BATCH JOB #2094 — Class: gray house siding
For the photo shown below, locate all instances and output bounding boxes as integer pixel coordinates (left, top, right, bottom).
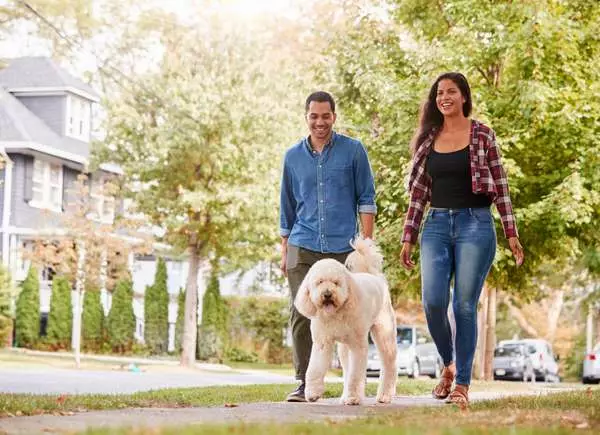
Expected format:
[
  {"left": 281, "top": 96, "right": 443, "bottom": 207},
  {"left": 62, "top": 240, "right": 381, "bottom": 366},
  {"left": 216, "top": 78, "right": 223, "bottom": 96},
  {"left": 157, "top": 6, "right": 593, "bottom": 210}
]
[
  {"left": 17, "top": 95, "right": 66, "bottom": 137},
  {"left": 9, "top": 153, "right": 81, "bottom": 230}
]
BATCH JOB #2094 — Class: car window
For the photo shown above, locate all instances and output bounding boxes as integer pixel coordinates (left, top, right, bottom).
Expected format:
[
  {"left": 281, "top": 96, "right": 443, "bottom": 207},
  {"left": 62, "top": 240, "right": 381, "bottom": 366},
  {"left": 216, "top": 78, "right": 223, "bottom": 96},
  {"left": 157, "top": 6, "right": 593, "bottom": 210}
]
[
  {"left": 416, "top": 329, "right": 431, "bottom": 344},
  {"left": 494, "top": 345, "right": 523, "bottom": 357},
  {"left": 397, "top": 327, "right": 413, "bottom": 344}
]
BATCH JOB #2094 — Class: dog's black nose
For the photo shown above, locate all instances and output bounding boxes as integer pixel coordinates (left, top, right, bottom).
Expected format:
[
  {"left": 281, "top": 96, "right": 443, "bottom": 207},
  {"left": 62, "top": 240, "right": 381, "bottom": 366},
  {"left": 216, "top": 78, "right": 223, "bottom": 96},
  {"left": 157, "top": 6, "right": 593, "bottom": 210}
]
[{"left": 323, "top": 290, "right": 332, "bottom": 299}]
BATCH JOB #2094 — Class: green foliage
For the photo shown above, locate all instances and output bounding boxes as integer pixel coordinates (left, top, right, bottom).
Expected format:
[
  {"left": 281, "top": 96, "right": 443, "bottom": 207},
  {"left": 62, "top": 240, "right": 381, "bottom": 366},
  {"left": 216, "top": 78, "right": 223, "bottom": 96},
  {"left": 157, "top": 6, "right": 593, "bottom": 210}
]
[
  {"left": 324, "top": 0, "right": 600, "bottom": 300},
  {"left": 15, "top": 266, "right": 40, "bottom": 348},
  {"left": 227, "top": 296, "right": 289, "bottom": 364},
  {"left": 174, "top": 288, "right": 185, "bottom": 353},
  {"left": 0, "top": 265, "right": 13, "bottom": 346},
  {"left": 46, "top": 276, "right": 73, "bottom": 349},
  {"left": 82, "top": 285, "right": 105, "bottom": 351},
  {"left": 224, "top": 347, "right": 259, "bottom": 363},
  {"left": 144, "top": 258, "right": 169, "bottom": 354},
  {"left": 106, "top": 279, "right": 136, "bottom": 353},
  {"left": 197, "top": 270, "right": 228, "bottom": 361}
]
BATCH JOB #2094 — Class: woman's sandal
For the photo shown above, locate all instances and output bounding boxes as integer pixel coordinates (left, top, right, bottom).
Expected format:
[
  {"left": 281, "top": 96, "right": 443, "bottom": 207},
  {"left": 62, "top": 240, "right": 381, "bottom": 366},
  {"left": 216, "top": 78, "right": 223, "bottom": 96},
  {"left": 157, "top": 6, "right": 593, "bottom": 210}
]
[
  {"left": 445, "top": 384, "right": 469, "bottom": 408},
  {"left": 432, "top": 366, "right": 455, "bottom": 399}
]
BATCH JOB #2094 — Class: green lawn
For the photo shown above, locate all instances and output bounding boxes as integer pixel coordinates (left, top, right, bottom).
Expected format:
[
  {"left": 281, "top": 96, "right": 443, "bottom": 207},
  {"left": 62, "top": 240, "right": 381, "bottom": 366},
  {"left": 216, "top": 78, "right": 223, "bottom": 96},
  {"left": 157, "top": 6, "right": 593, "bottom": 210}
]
[
  {"left": 0, "top": 381, "right": 433, "bottom": 417},
  {"left": 78, "top": 389, "right": 600, "bottom": 435}
]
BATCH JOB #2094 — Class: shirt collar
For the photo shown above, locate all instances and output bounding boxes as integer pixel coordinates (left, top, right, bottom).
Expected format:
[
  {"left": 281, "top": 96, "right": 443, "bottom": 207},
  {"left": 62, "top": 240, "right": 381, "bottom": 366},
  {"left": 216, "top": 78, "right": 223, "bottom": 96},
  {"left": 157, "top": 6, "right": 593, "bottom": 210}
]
[{"left": 305, "top": 131, "right": 337, "bottom": 154}]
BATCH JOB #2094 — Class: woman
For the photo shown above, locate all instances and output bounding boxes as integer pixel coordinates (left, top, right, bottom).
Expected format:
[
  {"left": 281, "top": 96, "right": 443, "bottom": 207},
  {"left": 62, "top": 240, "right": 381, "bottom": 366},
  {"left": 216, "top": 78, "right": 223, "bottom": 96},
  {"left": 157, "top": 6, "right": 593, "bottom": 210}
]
[{"left": 400, "top": 72, "right": 524, "bottom": 406}]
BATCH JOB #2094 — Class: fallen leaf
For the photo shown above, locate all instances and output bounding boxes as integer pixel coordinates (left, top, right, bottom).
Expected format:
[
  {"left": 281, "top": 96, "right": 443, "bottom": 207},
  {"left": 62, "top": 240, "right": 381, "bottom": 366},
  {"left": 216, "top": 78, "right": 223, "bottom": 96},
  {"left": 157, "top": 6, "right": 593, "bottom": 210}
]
[
  {"left": 224, "top": 403, "right": 238, "bottom": 408},
  {"left": 56, "top": 394, "right": 68, "bottom": 405},
  {"left": 576, "top": 422, "right": 589, "bottom": 429},
  {"left": 14, "top": 411, "right": 22, "bottom": 417},
  {"left": 586, "top": 387, "right": 592, "bottom": 398}
]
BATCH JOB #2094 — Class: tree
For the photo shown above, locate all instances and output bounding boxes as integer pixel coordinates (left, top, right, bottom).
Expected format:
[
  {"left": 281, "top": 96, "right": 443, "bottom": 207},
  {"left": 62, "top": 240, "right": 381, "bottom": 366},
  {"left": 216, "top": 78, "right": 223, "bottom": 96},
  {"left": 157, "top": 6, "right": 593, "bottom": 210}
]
[
  {"left": 46, "top": 276, "right": 73, "bottom": 349},
  {"left": 101, "top": 14, "right": 306, "bottom": 366},
  {"left": 174, "top": 288, "right": 185, "bottom": 353},
  {"left": 106, "top": 279, "right": 136, "bottom": 353},
  {"left": 15, "top": 266, "right": 40, "bottom": 348},
  {"left": 82, "top": 284, "right": 104, "bottom": 351},
  {"left": 144, "top": 257, "right": 169, "bottom": 354},
  {"left": 0, "top": 264, "right": 14, "bottom": 347},
  {"left": 198, "top": 268, "right": 227, "bottom": 361}
]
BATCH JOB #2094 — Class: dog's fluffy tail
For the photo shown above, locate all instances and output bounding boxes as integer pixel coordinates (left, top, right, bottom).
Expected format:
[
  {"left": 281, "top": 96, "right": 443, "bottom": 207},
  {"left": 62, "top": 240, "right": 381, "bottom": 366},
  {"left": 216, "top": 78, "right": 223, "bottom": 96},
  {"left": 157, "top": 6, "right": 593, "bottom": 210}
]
[{"left": 345, "top": 236, "right": 384, "bottom": 275}]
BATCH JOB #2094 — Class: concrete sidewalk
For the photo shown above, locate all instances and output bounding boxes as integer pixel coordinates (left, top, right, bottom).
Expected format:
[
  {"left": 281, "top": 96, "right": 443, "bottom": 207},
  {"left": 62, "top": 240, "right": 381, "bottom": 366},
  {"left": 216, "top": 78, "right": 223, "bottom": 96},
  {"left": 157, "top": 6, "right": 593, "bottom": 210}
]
[
  {"left": 0, "top": 389, "right": 573, "bottom": 435},
  {"left": 3, "top": 348, "right": 231, "bottom": 372}
]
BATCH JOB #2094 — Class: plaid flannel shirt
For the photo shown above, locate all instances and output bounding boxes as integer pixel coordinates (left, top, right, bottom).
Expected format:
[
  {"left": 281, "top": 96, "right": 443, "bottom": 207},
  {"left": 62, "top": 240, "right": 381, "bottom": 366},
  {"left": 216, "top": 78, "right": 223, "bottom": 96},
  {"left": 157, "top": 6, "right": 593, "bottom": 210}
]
[{"left": 402, "top": 120, "right": 519, "bottom": 244}]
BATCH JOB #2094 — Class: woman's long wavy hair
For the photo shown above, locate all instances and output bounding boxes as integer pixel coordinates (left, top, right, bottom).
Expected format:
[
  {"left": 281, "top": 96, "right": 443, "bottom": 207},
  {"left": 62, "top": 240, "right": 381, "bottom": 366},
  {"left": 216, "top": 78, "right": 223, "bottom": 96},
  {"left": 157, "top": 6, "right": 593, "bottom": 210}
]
[{"left": 410, "top": 72, "right": 472, "bottom": 156}]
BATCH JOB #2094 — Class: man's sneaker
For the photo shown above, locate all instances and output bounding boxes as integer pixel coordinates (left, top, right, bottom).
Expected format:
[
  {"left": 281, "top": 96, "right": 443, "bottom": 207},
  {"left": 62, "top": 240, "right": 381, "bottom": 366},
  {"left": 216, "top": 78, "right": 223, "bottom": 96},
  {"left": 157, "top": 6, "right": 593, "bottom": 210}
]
[{"left": 286, "top": 382, "right": 306, "bottom": 402}]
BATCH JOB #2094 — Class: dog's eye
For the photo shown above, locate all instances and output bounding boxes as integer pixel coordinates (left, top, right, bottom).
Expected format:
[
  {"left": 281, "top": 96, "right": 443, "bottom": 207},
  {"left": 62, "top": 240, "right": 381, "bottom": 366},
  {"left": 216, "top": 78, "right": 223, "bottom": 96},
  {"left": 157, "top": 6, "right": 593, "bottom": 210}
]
[
  {"left": 316, "top": 279, "right": 324, "bottom": 286},
  {"left": 332, "top": 280, "right": 340, "bottom": 286}
]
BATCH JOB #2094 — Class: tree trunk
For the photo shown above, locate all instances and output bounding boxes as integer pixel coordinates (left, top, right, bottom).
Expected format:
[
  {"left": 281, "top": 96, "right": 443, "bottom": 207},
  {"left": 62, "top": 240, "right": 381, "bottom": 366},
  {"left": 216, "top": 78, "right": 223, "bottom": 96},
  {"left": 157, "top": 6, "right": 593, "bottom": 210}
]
[
  {"left": 473, "top": 286, "right": 488, "bottom": 380},
  {"left": 546, "top": 290, "right": 564, "bottom": 344},
  {"left": 72, "top": 241, "right": 86, "bottom": 369},
  {"left": 587, "top": 309, "right": 594, "bottom": 353},
  {"left": 501, "top": 295, "right": 539, "bottom": 337},
  {"left": 483, "top": 286, "right": 497, "bottom": 380},
  {"left": 180, "top": 245, "right": 200, "bottom": 367}
]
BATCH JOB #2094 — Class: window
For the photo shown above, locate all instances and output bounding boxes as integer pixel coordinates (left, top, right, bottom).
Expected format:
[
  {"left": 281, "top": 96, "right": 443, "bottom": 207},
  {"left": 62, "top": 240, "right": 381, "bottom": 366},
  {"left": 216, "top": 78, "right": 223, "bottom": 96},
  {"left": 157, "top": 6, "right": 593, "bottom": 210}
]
[
  {"left": 89, "top": 175, "right": 116, "bottom": 223},
  {"left": 66, "top": 94, "right": 91, "bottom": 141},
  {"left": 30, "top": 159, "right": 62, "bottom": 211}
]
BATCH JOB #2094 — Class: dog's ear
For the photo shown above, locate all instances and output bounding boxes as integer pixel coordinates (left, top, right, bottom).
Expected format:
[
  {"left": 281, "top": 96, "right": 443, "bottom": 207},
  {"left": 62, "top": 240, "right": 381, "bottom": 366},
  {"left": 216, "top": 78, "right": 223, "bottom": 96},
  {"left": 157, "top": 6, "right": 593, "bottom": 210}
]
[
  {"left": 294, "top": 273, "right": 317, "bottom": 318},
  {"left": 342, "top": 271, "right": 359, "bottom": 312}
]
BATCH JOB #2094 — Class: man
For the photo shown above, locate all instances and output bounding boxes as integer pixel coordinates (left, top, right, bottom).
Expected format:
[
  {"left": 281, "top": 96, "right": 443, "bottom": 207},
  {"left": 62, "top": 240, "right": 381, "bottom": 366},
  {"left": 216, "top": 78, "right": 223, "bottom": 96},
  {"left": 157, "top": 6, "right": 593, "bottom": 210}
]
[{"left": 279, "top": 91, "right": 377, "bottom": 402}]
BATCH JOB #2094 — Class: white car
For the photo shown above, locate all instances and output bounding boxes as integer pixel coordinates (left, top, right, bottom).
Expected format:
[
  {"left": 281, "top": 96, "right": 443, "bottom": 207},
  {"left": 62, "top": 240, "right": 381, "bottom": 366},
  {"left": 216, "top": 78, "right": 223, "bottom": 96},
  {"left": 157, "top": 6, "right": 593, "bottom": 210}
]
[
  {"left": 498, "top": 339, "right": 560, "bottom": 382},
  {"left": 583, "top": 343, "right": 600, "bottom": 384},
  {"left": 367, "top": 325, "right": 442, "bottom": 379}
]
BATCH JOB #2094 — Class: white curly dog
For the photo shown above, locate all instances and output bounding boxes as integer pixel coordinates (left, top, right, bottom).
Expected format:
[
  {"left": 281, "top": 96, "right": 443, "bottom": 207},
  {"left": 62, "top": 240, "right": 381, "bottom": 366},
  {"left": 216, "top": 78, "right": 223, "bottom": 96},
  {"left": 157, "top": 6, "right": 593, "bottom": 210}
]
[{"left": 294, "top": 237, "right": 397, "bottom": 405}]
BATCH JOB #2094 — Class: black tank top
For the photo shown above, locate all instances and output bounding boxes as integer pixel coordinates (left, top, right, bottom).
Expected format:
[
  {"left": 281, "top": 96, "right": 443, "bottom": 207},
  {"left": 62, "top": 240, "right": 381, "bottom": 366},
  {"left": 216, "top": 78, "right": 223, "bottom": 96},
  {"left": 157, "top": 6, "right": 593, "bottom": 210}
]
[{"left": 426, "top": 145, "right": 492, "bottom": 208}]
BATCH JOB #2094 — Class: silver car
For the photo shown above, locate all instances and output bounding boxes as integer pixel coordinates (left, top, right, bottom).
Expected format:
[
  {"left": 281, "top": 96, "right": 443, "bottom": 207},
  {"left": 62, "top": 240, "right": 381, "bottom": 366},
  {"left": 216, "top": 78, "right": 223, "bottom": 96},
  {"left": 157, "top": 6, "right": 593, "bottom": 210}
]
[
  {"left": 493, "top": 343, "right": 535, "bottom": 382},
  {"left": 367, "top": 325, "right": 443, "bottom": 378},
  {"left": 583, "top": 343, "right": 600, "bottom": 384}
]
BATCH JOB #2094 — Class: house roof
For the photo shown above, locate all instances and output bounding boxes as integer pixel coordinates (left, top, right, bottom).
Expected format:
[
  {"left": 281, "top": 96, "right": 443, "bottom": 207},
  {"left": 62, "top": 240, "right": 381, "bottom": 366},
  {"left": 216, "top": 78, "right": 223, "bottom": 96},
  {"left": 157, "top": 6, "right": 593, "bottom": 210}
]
[
  {"left": 0, "top": 57, "right": 99, "bottom": 101},
  {"left": 0, "top": 87, "right": 92, "bottom": 163}
]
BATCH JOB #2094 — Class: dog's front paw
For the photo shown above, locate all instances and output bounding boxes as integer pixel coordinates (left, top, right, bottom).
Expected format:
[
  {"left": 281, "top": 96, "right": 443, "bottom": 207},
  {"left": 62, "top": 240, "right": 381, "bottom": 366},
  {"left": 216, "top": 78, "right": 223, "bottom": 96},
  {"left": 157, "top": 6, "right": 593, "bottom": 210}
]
[
  {"left": 376, "top": 392, "right": 392, "bottom": 404},
  {"left": 343, "top": 395, "right": 361, "bottom": 406},
  {"left": 305, "top": 383, "right": 324, "bottom": 403}
]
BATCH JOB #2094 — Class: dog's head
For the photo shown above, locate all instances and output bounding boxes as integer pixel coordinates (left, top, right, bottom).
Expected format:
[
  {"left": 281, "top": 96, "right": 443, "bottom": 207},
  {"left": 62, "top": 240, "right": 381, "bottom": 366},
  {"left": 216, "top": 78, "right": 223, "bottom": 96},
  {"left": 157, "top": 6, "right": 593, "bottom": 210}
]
[{"left": 294, "top": 258, "right": 353, "bottom": 318}]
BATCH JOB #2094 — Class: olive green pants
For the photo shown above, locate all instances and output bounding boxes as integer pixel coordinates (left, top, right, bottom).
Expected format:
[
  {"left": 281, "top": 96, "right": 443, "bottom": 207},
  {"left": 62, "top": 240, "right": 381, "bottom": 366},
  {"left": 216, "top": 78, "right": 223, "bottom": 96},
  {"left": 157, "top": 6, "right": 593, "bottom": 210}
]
[{"left": 286, "top": 245, "right": 350, "bottom": 382}]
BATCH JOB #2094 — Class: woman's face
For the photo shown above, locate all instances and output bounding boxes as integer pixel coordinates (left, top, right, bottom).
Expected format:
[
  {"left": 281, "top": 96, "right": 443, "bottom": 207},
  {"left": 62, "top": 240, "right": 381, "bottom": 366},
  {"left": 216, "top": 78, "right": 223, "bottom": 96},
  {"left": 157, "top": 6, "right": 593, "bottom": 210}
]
[{"left": 436, "top": 79, "right": 465, "bottom": 118}]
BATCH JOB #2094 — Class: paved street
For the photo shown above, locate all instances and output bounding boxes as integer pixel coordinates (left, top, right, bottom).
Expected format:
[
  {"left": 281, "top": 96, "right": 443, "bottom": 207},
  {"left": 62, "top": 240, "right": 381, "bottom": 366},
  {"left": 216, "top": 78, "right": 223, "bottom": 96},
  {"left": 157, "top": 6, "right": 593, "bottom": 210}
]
[{"left": 0, "top": 367, "right": 299, "bottom": 395}]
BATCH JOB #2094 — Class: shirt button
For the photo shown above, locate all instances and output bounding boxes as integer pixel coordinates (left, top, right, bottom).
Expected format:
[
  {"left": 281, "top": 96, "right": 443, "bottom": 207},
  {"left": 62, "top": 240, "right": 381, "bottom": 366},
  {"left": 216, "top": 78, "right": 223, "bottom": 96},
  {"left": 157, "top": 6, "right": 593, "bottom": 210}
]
[
  {"left": 320, "top": 200, "right": 323, "bottom": 203},
  {"left": 320, "top": 182, "right": 323, "bottom": 186}
]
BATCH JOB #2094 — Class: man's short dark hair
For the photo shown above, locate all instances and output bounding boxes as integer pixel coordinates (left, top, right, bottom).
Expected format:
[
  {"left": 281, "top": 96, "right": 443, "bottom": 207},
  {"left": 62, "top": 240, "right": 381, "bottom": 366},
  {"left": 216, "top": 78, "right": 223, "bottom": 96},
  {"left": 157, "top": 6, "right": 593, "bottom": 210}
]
[{"left": 305, "top": 91, "right": 336, "bottom": 113}]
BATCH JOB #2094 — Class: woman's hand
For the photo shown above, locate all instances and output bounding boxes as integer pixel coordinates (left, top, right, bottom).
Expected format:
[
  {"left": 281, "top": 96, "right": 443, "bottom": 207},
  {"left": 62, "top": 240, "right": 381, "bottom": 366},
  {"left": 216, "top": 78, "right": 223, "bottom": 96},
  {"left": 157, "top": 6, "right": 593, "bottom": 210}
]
[
  {"left": 508, "top": 237, "right": 524, "bottom": 267},
  {"left": 400, "top": 242, "right": 416, "bottom": 270}
]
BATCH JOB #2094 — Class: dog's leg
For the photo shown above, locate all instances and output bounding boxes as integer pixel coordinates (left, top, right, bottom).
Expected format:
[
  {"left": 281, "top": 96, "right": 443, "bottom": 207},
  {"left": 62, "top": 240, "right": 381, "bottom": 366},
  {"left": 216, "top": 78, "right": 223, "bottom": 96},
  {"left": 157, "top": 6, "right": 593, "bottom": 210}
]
[
  {"left": 305, "top": 340, "right": 334, "bottom": 403},
  {"left": 371, "top": 319, "right": 397, "bottom": 404},
  {"left": 337, "top": 342, "right": 350, "bottom": 403},
  {"left": 345, "top": 342, "right": 368, "bottom": 405}
]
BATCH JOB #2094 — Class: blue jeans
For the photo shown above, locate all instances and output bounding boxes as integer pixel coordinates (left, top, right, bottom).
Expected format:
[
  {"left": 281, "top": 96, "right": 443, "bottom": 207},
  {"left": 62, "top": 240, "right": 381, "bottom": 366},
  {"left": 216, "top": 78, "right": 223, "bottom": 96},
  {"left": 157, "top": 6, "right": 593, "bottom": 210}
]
[{"left": 420, "top": 207, "right": 496, "bottom": 385}]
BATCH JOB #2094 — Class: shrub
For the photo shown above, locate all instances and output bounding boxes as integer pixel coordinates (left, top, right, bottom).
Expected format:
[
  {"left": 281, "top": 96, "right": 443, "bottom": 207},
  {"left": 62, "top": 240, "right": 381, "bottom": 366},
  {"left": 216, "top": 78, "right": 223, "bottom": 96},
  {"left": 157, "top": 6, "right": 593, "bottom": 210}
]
[
  {"left": 144, "top": 258, "right": 169, "bottom": 354},
  {"left": 15, "top": 266, "right": 40, "bottom": 348},
  {"left": 106, "top": 279, "right": 136, "bottom": 353},
  {"left": 82, "top": 285, "right": 105, "bottom": 351},
  {"left": 46, "top": 276, "right": 73, "bottom": 349}
]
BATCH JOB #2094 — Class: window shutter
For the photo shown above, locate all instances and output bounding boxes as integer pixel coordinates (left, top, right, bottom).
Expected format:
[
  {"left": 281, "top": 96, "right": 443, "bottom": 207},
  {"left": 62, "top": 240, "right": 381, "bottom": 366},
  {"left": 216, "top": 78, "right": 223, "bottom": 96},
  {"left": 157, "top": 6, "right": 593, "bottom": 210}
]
[
  {"left": 23, "top": 156, "right": 34, "bottom": 202},
  {"left": 62, "top": 168, "right": 68, "bottom": 211}
]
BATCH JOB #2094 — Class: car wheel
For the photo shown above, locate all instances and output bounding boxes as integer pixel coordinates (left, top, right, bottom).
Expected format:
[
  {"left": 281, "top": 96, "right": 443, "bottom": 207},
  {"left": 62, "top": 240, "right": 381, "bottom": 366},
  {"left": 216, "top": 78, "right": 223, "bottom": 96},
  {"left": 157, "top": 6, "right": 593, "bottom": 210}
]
[
  {"left": 430, "top": 361, "right": 441, "bottom": 379},
  {"left": 408, "top": 360, "right": 420, "bottom": 379}
]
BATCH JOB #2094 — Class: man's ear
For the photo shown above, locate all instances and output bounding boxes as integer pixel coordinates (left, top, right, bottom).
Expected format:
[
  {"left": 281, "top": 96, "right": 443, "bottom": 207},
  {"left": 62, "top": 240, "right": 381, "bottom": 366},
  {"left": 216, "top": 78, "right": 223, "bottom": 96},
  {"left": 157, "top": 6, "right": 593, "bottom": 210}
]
[{"left": 294, "top": 273, "right": 317, "bottom": 318}]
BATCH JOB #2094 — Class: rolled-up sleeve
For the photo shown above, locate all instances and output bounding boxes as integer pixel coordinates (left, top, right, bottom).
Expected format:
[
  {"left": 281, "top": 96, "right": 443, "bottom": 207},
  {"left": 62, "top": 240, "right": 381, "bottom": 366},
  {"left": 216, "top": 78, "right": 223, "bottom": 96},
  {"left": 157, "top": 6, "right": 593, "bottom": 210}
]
[
  {"left": 354, "top": 143, "right": 377, "bottom": 214},
  {"left": 279, "top": 157, "right": 296, "bottom": 237}
]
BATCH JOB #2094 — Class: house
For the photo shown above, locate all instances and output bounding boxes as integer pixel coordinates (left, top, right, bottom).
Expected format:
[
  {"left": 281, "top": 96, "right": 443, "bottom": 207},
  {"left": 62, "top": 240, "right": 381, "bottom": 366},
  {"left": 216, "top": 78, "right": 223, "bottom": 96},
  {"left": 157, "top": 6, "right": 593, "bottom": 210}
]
[{"left": 0, "top": 57, "right": 283, "bottom": 351}]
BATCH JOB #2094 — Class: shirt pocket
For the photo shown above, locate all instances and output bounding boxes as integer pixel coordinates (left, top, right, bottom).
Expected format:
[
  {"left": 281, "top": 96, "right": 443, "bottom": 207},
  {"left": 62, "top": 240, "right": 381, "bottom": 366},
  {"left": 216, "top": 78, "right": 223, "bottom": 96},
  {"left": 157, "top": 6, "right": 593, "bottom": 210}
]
[{"left": 327, "top": 165, "right": 353, "bottom": 189}]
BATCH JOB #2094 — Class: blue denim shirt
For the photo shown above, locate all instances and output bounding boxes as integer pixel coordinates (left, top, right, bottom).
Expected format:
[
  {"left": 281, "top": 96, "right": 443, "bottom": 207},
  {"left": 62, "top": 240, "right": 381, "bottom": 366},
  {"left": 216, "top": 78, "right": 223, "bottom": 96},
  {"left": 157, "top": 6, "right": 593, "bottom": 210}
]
[{"left": 279, "top": 131, "right": 377, "bottom": 253}]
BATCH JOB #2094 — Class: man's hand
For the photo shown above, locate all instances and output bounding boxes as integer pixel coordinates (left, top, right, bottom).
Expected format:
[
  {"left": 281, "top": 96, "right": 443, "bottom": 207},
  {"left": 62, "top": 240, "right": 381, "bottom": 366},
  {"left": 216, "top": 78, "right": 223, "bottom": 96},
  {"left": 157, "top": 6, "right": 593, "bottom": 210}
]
[
  {"left": 400, "top": 242, "right": 416, "bottom": 270},
  {"left": 280, "top": 237, "right": 289, "bottom": 277}
]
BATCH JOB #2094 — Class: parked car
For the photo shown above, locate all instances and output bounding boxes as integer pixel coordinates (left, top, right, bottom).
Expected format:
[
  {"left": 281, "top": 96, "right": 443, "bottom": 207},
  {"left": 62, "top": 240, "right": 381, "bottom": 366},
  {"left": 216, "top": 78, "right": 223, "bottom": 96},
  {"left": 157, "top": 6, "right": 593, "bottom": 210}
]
[
  {"left": 582, "top": 343, "right": 600, "bottom": 384},
  {"left": 493, "top": 342, "right": 535, "bottom": 382},
  {"left": 367, "top": 325, "right": 442, "bottom": 379},
  {"left": 498, "top": 339, "right": 560, "bottom": 382}
]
